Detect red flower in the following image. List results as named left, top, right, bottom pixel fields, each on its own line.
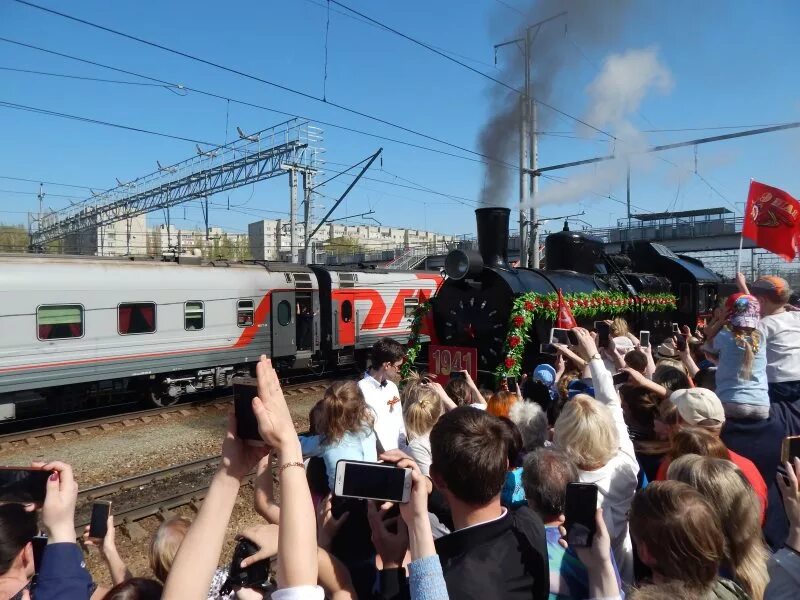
left=512, top=316, right=525, bottom=328
left=524, top=301, right=535, bottom=311
left=505, top=357, right=516, bottom=368
left=509, top=335, right=521, bottom=348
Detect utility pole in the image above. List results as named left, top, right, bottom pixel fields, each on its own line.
left=302, top=171, right=313, bottom=265
left=626, top=163, right=631, bottom=232
left=289, top=168, right=298, bottom=264
left=494, top=12, right=564, bottom=268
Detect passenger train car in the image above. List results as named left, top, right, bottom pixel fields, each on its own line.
left=0, top=254, right=441, bottom=420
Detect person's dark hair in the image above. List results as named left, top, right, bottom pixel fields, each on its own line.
left=430, top=407, right=509, bottom=505
left=308, top=399, right=325, bottom=435
left=445, top=377, right=472, bottom=406
left=498, top=417, right=524, bottom=468
left=689, top=338, right=706, bottom=365
left=629, top=481, right=724, bottom=591
left=619, top=385, right=659, bottom=439
left=524, top=380, right=554, bottom=413
left=653, top=366, right=691, bottom=394
left=370, top=337, right=404, bottom=368
left=694, top=367, right=717, bottom=392
left=624, top=350, right=648, bottom=374
left=521, top=448, right=579, bottom=520
left=0, top=503, right=37, bottom=574
left=103, top=578, right=163, bottom=600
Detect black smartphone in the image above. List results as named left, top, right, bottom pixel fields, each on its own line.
left=232, top=376, right=265, bottom=445
left=550, top=328, right=570, bottom=345
left=676, top=335, right=687, bottom=352
left=225, top=537, right=271, bottom=592
left=672, top=323, right=680, bottom=334
left=594, top=321, right=610, bottom=348
left=0, top=468, right=51, bottom=504
left=612, top=371, right=630, bottom=386
left=449, top=371, right=465, bottom=380
left=564, top=482, right=598, bottom=548
left=782, top=435, right=800, bottom=463
left=639, top=330, right=650, bottom=348
left=505, top=376, right=517, bottom=389
left=32, top=534, right=47, bottom=574
left=540, top=343, right=557, bottom=355
left=567, top=329, right=580, bottom=345
left=89, top=500, right=111, bottom=538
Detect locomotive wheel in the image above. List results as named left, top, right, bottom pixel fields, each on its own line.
left=149, top=388, right=181, bottom=408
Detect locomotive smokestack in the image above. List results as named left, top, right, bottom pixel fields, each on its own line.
left=475, top=207, right=510, bottom=270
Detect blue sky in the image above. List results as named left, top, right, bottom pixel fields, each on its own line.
left=1, top=0, right=799, bottom=243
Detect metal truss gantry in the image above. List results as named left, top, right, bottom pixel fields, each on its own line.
left=31, top=118, right=321, bottom=249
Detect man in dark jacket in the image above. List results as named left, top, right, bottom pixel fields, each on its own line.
left=430, top=407, right=549, bottom=599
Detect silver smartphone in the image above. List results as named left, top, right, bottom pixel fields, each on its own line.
left=639, top=330, right=650, bottom=348
left=334, top=460, right=412, bottom=504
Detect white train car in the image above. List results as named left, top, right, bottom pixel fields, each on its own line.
left=0, top=254, right=441, bottom=420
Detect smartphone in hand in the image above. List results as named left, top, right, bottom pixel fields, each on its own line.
left=612, top=371, right=630, bottom=386
left=89, top=500, right=112, bottom=538
left=233, top=376, right=266, bottom=445
left=781, top=435, right=800, bottom=463
left=594, top=321, right=610, bottom=348
left=0, top=467, right=51, bottom=504
left=334, top=460, right=412, bottom=504
left=564, top=482, right=598, bottom=548
left=639, top=330, right=650, bottom=348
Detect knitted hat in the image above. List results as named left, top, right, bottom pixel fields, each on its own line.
left=727, top=294, right=760, bottom=329
left=533, top=364, right=556, bottom=387
left=670, top=388, right=725, bottom=425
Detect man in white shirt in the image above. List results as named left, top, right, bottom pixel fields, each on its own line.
left=358, top=337, right=406, bottom=452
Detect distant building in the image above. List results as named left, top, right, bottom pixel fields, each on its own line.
left=248, top=219, right=455, bottom=261
left=63, top=214, right=148, bottom=256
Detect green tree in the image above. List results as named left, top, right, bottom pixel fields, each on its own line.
left=323, top=236, right=363, bottom=257
left=0, top=224, right=29, bottom=252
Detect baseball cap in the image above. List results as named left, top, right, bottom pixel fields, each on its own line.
left=670, top=388, right=725, bottom=425
left=533, top=364, right=556, bottom=387
left=750, top=276, right=791, bottom=302
left=613, top=336, right=635, bottom=353
left=727, top=294, right=760, bottom=329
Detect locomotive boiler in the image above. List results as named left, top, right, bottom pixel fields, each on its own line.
left=431, top=207, right=720, bottom=378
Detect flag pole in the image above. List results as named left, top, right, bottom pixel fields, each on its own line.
left=735, top=232, right=744, bottom=275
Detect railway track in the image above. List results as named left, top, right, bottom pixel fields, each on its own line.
left=0, top=379, right=333, bottom=449
left=74, top=455, right=227, bottom=540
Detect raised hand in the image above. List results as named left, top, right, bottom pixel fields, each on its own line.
left=41, top=461, right=78, bottom=543
left=252, top=355, right=297, bottom=451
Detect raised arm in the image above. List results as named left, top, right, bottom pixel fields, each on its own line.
left=162, top=414, right=267, bottom=600
left=252, top=356, right=320, bottom=593
left=83, top=515, right=132, bottom=585
left=461, top=370, right=486, bottom=406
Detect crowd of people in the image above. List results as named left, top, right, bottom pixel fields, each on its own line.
left=2, top=273, right=800, bottom=599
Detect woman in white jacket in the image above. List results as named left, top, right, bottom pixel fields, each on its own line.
left=553, top=327, right=639, bottom=585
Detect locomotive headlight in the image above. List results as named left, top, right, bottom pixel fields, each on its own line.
left=444, top=249, right=483, bottom=281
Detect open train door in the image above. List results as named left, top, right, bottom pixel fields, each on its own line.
left=271, top=291, right=296, bottom=357
left=333, top=290, right=356, bottom=349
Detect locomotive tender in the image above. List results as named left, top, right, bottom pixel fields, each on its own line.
left=0, top=254, right=440, bottom=420
left=432, top=207, right=721, bottom=377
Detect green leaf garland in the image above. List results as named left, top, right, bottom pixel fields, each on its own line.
left=494, top=291, right=677, bottom=380
left=400, top=300, right=432, bottom=380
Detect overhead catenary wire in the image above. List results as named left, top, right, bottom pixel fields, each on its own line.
left=0, top=36, right=516, bottom=171
left=327, top=0, right=614, bottom=138
left=9, top=0, right=515, bottom=167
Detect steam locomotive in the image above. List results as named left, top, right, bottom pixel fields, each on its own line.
left=431, top=207, right=721, bottom=377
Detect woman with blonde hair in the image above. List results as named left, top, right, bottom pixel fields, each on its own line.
left=402, top=380, right=444, bottom=476
left=552, top=328, right=639, bottom=584
left=667, top=454, right=769, bottom=600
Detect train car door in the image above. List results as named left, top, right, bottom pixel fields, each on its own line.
left=271, top=291, right=296, bottom=357
left=334, top=291, right=356, bottom=348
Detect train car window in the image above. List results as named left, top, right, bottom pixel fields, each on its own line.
left=237, top=300, right=254, bottom=328
left=341, top=300, right=353, bottom=323
left=404, top=298, right=419, bottom=318
left=185, top=301, right=204, bottom=331
left=37, top=304, right=84, bottom=340
left=277, top=300, right=292, bottom=326
left=118, top=302, right=156, bottom=335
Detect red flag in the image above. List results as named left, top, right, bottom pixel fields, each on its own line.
left=743, top=180, right=800, bottom=261
left=556, top=289, right=577, bottom=329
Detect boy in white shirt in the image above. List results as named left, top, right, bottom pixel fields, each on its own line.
left=358, top=337, right=406, bottom=452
